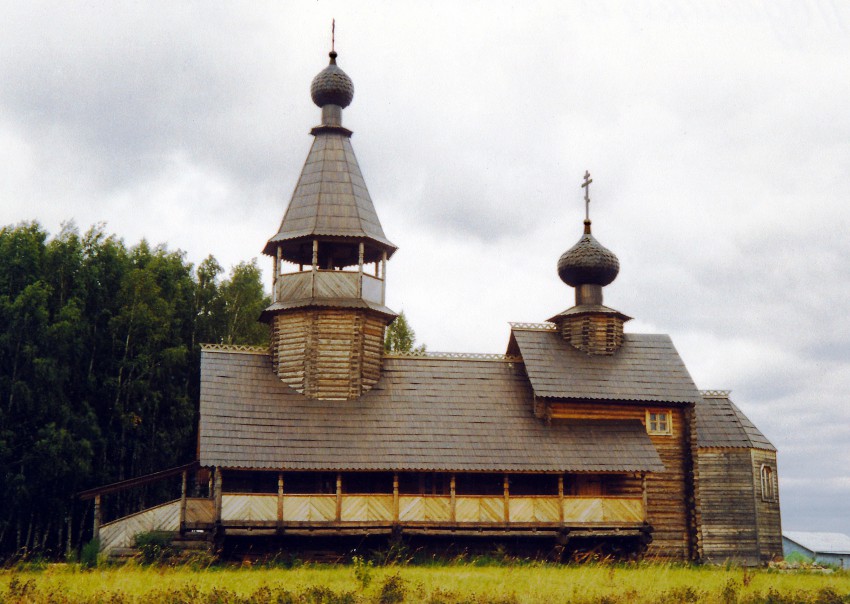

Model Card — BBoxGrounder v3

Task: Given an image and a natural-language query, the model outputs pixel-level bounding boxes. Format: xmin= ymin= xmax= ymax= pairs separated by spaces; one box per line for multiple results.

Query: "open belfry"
xmin=87 ymin=46 xmax=783 ymax=564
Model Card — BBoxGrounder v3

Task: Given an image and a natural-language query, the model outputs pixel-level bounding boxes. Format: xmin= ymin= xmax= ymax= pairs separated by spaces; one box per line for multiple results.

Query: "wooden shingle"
xmin=199 ymin=349 xmax=665 ymax=473
xmin=511 ymin=328 xmax=703 ymax=404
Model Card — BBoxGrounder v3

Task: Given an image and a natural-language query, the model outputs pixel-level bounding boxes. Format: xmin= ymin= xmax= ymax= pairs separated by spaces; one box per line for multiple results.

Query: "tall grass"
xmin=2 ymin=562 xmax=849 ymax=603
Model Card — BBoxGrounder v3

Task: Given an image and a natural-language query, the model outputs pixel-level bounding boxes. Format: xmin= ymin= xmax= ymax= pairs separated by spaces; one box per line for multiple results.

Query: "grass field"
xmin=2 ymin=562 xmax=850 ymax=603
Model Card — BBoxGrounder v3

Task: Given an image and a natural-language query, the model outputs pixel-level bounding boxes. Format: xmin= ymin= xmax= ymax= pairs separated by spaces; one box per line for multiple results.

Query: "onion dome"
xmin=310 ymin=51 xmax=354 ymax=108
xmin=557 ymin=220 xmax=620 ymax=287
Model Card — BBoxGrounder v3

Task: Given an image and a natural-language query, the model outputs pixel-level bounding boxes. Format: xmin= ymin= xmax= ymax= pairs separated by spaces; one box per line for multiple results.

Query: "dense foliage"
xmin=0 ymin=221 xmax=269 ymax=560
xmin=383 ymin=312 xmax=425 ymax=354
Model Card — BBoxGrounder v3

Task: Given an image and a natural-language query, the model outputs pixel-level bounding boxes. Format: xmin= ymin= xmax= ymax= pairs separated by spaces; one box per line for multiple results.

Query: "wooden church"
xmin=86 ymin=48 xmax=782 ymax=563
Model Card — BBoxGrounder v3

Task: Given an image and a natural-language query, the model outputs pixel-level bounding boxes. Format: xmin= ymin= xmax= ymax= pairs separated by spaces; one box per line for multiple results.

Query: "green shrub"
xmin=80 ymin=538 xmax=100 ymax=568
xmin=352 ymin=555 xmax=374 ymax=589
xmin=377 ymin=574 xmax=406 ymax=604
xmin=134 ymin=530 xmax=175 ymax=564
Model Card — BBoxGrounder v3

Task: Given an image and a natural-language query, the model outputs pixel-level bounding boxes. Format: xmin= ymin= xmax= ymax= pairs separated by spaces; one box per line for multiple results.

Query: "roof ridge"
xmin=385 ymin=351 xmax=523 ymax=362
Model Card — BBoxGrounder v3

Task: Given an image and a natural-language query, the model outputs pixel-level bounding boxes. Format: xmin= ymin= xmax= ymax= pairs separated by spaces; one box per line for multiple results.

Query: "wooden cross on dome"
xmin=581 ymin=170 xmax=593 ymax=221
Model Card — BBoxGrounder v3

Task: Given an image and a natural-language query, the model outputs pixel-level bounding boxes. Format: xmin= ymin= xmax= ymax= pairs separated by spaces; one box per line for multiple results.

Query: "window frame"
xmin=760 ymin=464 xmax=778 ymax=502
xmin=645 ymin=410 xmax=673 ymax=436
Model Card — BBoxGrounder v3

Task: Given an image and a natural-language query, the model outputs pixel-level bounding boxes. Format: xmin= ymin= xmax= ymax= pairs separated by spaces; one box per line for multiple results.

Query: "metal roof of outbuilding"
xmin=784 ymin=531 xmax=850 ymax=555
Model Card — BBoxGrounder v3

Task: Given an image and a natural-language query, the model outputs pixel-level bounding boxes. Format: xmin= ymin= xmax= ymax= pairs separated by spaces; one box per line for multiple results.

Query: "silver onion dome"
xmin=557 ymin=221 xmax=620 ymax=287
xmin=310 ymin=51 xmax=354 ymax=108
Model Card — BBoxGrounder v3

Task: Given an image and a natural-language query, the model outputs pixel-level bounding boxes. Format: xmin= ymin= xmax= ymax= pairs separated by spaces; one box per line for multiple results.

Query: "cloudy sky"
xmin=2 ymin=1 xmax=849 ymax=536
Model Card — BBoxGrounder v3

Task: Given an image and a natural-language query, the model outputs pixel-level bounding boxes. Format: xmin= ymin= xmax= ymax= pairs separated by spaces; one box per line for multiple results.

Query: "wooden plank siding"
xmin=98 ymin=492 xmax=646 ymax=555
xmin=695 ymin=449 xmax=759 ymax=563
xmin=274 ymin=271 xmax=384 ymax=304
xmin=751 ymin=449 xmax=783 ymax=561
xmin=99 ymin=500 xmax=181 ymax=552
xmin=212 ymin=493 xmax=643 ymax=526
xmin=550 ymin=402 xmax=695 ymax=560
xmin=186 ymin=498 xmax=215 ymax=525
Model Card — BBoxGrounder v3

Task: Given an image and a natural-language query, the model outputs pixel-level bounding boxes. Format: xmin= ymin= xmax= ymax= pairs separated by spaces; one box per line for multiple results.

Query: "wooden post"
xmin=357 ymin=243 xmax=364 ymax=297
xmin=380 ymin=251 xmax=387 ymax=304
xmin=641 ymin=473 xmax=648 ymax=522
xmin=392 ymin=473 xmax=399 ymax=523
xmin=311 ymin=240 xmax=319 ymax=298
xmin=213 ymin=468 xmax=223 ymax=524
xmin=503 ymin=474 xmax=510 ymax=523
xmin=93 ymin=495 xmax=102 ymax=542
xmin=179 ymin=470 xmax=188 ymax=534
xmin=273 ymin=247 xmax=281 ymax=300
xmin=450 ymin=474 xmax=456 ymax=523
xmin=277 ymin=473 xmax=284 ymax=527
xmin=335 ymin=473 xmax=342 ymax=522
xmin=558 ymin=474 xmax=565 ymax=524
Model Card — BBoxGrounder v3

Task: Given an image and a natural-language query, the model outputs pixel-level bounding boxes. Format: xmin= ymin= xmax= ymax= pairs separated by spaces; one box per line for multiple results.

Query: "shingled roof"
xmin=262 ymin=132 xmax=396 ymax=259
xmin=695 ymin=394 xmax=775 ymax=451
xmin=199 ymin=348 xmax=665 ymax=473
xmin=510 ymin=327 xmax=703 ymax=404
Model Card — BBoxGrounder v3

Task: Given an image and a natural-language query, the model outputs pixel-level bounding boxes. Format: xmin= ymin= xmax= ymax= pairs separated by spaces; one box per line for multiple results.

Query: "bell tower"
xmin=261 ymin=48 xmax=398 ymax=400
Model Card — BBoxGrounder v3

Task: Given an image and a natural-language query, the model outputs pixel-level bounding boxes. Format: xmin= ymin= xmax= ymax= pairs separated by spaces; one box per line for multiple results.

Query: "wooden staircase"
xmin=99 ymin=498 xmax=214 ymax=559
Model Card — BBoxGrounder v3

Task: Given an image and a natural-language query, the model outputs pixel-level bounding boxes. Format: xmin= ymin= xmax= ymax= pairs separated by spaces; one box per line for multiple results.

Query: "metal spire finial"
xmin=581 ymin=170 xmax=593 ymax=233
xmin=331 ymin=19 xmax=335 ymax=53
xmin=581 ymin=170 xmax=592 ymax=221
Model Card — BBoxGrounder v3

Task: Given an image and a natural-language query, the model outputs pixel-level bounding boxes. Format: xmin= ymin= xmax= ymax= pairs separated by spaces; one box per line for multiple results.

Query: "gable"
xmin=511 ymin=327 xmax=702 ymax=404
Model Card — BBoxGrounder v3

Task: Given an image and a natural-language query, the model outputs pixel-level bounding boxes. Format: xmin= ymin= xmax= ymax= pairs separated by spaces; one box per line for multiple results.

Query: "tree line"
xmin=0 ymin=221 xmax=269 ymax=560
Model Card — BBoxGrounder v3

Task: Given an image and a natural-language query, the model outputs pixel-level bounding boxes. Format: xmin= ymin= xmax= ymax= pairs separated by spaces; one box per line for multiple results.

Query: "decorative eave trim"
xmin=208 ymin=464 xmax=658 ymax=474
xmin=509 ymin=322 xmax=557 ymax=331
xmin=385 ymin=351 xmax=523 ymax=363
xmin=698 ymin=444 xmax=777 ymax=453
xmin=201 ymin=344 xmax=268 ymax=355
xmin=700 ymin=390 xmax=732 ymax=398
xmin=263 ymin=232 xmax=398 ymax=258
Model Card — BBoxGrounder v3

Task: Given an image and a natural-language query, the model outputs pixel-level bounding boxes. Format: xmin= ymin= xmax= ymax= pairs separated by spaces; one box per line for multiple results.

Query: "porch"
xmin=91 ymin=469 xmax=650 ymax=553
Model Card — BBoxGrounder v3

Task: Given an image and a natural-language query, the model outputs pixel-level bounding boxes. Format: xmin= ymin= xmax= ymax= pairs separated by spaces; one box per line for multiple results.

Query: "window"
xmin=761 ymin=465 xmax=777 ymax=502
xmin=646 ymin=410 xmax=672 ymax=435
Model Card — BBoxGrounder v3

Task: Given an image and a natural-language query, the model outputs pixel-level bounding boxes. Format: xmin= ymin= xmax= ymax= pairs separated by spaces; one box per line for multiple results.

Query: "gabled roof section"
xmin=263 ymin=132 xmax=397 ymax=258
xmin=199 ymin=348 xmax=665 ymax=473
xmin=783 ymin=531 xmax=850 ymax=555
xmin=696 ymin=394 xmax=775 ymax=451
xmin=510 ymin=327 xmax=702 ymax=404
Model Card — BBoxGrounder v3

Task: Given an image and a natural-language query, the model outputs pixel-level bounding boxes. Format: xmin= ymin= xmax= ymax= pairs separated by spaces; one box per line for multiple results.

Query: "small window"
xmin=760 ymin=465 xmax=777 ymax=502
xmin=646 ymin=410 xmax=672 ymax=435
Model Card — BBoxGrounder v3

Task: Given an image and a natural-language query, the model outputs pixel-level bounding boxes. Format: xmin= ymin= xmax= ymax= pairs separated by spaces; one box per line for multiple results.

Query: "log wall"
xmin=556 ymin=314 xmax=624 ymax=355
xmin=695 ymin=448 xmax=759 ymax=563
xmin=269 ymin=309 xmax=387 ymax=400
xmin=751 ymin=449 xmax=783 ymax=561
xmin=550 ymin=402 xmax=694 ymax=560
